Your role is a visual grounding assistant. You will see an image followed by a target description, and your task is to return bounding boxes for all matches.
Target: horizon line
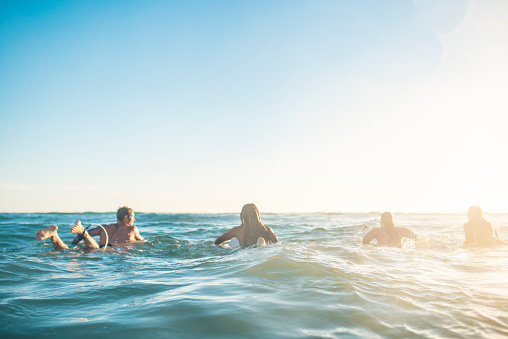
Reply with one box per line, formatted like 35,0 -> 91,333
1,210 -> 507,215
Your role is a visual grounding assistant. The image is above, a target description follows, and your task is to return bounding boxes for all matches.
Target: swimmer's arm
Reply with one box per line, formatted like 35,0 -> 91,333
402,228 -> 418,240
362,228 -> 377,244
266,226 -> 279,244
87,227 -> 102,237
215,226 -> 240,245
134,226 -> 145,241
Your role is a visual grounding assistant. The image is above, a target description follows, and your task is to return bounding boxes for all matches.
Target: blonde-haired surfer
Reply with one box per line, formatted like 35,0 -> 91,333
362,212 -> 417,247
463,206 -> 504,246
36,206 -> 144,250
215,203 -> 278,248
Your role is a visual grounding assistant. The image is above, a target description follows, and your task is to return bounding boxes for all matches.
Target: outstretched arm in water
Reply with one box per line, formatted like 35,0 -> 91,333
265,226 -> 279,244
399,228 -> 418,241
215,226 -> 241,245
133,226 -> 145,241
362,228 -> 378,244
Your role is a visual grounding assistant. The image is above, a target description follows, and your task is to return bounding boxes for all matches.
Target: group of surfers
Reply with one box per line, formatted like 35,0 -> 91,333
35,204 -> 505,251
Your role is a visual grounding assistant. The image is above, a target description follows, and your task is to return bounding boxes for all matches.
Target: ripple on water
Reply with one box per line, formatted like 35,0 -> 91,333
2,212 -> 508,338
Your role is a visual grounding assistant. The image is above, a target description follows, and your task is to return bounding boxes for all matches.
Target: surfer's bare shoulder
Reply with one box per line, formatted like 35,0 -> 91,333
109,224 -> 144,244
215,225 -> 244,245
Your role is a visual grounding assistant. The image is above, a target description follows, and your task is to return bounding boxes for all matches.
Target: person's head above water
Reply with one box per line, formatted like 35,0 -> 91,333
362,211 -> 417,246
117,206 -> 135,225
214,203 -> 278,246
380,212 -> 395,229
467,206 -> 485,222
241,203 -> 262,226
240,203 -> 268,245
380,211 -> 399,244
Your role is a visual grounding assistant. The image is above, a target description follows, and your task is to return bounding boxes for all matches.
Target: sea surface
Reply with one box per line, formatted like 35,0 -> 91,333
1,212 -> 507,338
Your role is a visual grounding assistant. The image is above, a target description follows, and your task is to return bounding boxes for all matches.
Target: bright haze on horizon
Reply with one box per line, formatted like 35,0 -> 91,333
1,0 -> 508,213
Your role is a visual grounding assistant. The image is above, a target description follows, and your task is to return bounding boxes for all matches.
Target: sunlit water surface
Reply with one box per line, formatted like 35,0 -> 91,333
1,212 -> 507,338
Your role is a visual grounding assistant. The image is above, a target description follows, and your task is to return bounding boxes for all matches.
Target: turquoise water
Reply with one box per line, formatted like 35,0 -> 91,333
1,212 -> 508,338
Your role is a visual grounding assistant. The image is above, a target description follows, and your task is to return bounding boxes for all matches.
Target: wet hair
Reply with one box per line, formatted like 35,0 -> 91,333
466,206 -> 493,236
380,212 -> 400,245
467,206 -> 485,221
241,203 -> 269,246
117,206 -> 134,221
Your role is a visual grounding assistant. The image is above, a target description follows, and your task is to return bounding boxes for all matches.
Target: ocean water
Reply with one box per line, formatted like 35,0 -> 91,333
1,212 -> 508,338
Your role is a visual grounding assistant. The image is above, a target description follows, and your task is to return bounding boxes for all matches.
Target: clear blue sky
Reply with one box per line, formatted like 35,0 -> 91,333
1,0 -> 508,213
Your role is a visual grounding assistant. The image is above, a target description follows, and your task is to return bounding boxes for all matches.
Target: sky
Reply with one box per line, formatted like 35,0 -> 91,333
1,0 -> 508,213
